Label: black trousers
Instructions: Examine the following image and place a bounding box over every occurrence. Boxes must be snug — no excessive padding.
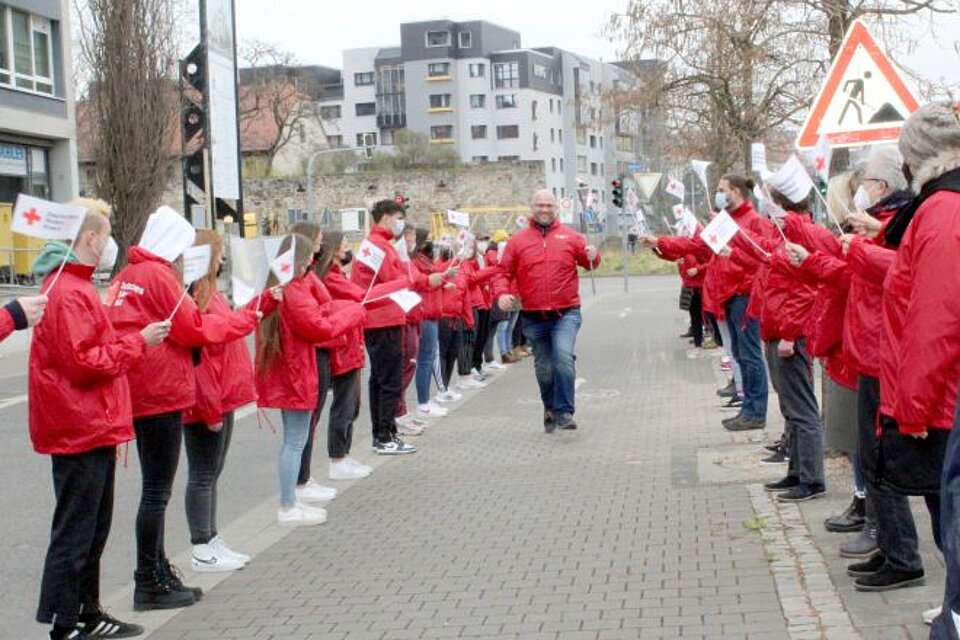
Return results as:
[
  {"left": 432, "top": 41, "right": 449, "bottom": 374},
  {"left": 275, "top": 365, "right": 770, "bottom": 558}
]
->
[
  {"left": 365, "top": 327, "right": 403, "bottom": 444},
  {"left": 183, "top": 412, "right": 234, "bottom": 545},
  {"left": 438, "top": 317, "right": 463, "bottom": 389},
  {"left": 299, "top": 349, "right": 331, "bottom": 485},
  {"left": 471, "top": 308, "right": 492, "bottom": 370},
  {"left": 134, "top": 411, "right": 182, "bottom": 574},
  {"left": 328, "top": 368, "right": 361, "bottom": 458},
  {"left": 459, "top": 320, "right": 476, "bottom": 377},
  {"left": 688, "top": 288, "right": 703, "bottom": 348},
  {"left": 705, "top": 312, "right": 722, "bottom": 347},
  {"left": 37, "top": 447, "right": 117, "bottom": 628}
]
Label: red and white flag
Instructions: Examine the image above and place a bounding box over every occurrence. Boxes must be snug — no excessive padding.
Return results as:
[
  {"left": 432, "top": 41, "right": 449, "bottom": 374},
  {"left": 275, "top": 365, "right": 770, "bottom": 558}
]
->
[
  {"left": 665, "top": 178, "right": 685, "bottom": 201},
  {"left": 356, "top": 238, "right": 385, "bottom": 273},
  {"left": 813, "top": 134, "right": 832, "bottom": 182},
  {"left": 270, "top": 244, "right": 295, "bottom": 286},
  {"left": 699, "top": 210, "right": 739, "bottom": 254},
  {"left": 12, "top": 194, "right": 86, "bottom": 241}
]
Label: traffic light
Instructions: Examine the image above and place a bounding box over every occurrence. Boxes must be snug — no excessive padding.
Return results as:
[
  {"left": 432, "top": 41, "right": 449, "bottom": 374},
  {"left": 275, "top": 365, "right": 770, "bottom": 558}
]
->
[{"left": 611, "top": 179, "right": 624, "bottom": 208}]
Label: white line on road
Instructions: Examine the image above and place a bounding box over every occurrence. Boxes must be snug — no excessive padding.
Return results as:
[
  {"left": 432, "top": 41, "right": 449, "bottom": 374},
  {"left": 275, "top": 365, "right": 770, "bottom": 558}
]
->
[{"left": 0, "top": 394, "right": 27, "bottom": 411}]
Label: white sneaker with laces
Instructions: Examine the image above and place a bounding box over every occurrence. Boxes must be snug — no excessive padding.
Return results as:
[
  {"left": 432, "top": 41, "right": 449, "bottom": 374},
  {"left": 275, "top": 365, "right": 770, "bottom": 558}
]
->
[
  {"left": 296, "top": 478, "right": 337, "bottom": 503},
  {"left": 458, "top": 378, "right": 487, "bottom": 390},
  {"left": 418, "top": 402, "right": 448, "bottom": 418},
  {"left": 277, "top": 503, "right": 326, "bottom": 526},
  {"left": 345, "top": 457, "right": 373, "bottom": 475},
  {"left": 191, "top": 542, "right": 245, "bottom": 572},
  {"left": 923, "top": 605, "right": 942, "bottom": 625},
  {"left": 396, "top": 421, "right": 424, "bottom": 436},
  {"left": 329, "top": 458, "right": 371, "bottom": 480},
  {"left": 210, "top": 535, "right": 250, "bottom": 564}
]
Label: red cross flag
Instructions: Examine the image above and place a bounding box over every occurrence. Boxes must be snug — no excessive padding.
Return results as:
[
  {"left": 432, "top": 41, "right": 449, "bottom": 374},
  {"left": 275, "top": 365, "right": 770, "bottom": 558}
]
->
[
  {"left": 270, "top": 244, "right": 296, "bottom": 286},
  {"left": 699, "top": 209, "right": 739, "bottom": 254},
  {"left": 356, "top": 238, "right": 385, "bottom": 273},
  {"left": 665, "top": 178, "right": 685, "bottom": 201},
  {"left": 12, "top": 194, "right": 87, "bottom": 241},
  {"left": 813, "top": 134, "right": 832, "bottom": 182}
]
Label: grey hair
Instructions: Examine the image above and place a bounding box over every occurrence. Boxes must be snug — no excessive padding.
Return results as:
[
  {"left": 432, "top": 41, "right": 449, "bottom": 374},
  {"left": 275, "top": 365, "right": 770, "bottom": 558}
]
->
[
  {"left": 865, "top": 145, "right": 908, "bottom": 192},
  {"left": 899, "top": 101, "right": 960, "bottom": 189}
]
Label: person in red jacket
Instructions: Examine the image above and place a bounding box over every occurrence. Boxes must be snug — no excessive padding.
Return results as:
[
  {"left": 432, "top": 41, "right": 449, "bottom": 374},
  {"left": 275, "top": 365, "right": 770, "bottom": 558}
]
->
[
  {"left": 351, "top": 200, "right": 443, "bottom": 454},
  {"left": 435, "top": 245, "right": 469, "bottom": 402},
  {"left": 0, "top": 294, "right": 46, "bottom": 341},
  {"left": 492, "top": 189, "right": 600, "bottom": 432},
  {"left": 395, "top": 225, "right": 427, "bottom": 435},
  {"left": 256, "top": 234, "right": 366, "bottom": 525},
  {"left": 30, "top": 201, "right": 169, "bottom": 640},
  {"left": 107, "top": 206, "right": 260, "bottom": 611},
  {"left": 410, "top": 227, "right": 453, "bottom": 419},
  {"left": 678, "top": 247, "right": 707, "bottom": 358},
  {"left": 182, "top": 229, "right": 278, "bottom": 574}
]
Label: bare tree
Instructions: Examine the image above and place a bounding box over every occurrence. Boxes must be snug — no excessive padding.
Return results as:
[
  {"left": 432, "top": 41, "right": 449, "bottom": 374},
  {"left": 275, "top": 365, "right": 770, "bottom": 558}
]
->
[{"left": 76, "top": 0, "right": 177, "bottom": 260}]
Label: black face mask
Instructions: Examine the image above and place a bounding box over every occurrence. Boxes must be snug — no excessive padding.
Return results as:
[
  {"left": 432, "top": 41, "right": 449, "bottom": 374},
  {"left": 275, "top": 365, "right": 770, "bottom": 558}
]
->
[
  {"left": 341, "top": 250, "right": 353, "bottom": 266},
  {"left": 312, "top": 250, "right": 322, "bottom": 265},
  {"left": 422, "top": 241, "right": 434, "bottom": 258}
]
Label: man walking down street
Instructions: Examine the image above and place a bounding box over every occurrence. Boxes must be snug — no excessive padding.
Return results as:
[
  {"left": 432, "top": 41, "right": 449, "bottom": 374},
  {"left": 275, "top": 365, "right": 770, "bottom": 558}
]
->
[{"left": 493, "top": 189, "right": 600, "bottom": 432}]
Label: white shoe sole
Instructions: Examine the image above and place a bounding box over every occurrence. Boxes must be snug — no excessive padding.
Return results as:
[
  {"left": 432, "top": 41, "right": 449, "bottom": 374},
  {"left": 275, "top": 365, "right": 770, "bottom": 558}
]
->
[
  {"left": 277, "top": 516, "right": 326, "bottom": 526},
  {"left": 328, "top": 470, "right": 371, "bottom": 480},
  {"left": 191, "top": 559, "right": 245, "bottom": 573}
]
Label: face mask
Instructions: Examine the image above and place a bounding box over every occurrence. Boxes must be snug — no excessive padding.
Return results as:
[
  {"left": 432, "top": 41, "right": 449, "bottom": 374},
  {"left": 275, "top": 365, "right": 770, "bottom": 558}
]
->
[
  {"left": 392, "top": 219, "right": 406, "bottom": 237},
  {"left": 341, "top": 250, "right": 353, "bottom": 266},
  {"left": 477, "top": 241, "right": 490, "bottom": 253},
  {"left": 497, "top": 241, "right": 506, "bottom": 252},
  {"left": 422, "top": 241, "right": 434, "bottom": 258},
  {"left": 98, "top": 236, "right": 118, "bottom": 270},
  {"left": 714, "top": 191, "right": 729, "bottom": 210},
  {"left": 853, "top": 185, "right": 872, "bottom": 212}
]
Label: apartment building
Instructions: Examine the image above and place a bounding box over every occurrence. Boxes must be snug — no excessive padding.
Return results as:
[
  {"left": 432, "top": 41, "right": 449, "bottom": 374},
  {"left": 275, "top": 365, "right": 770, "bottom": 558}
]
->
[{"left": 315, "top": 20, "right": 648, "bottom": 222}]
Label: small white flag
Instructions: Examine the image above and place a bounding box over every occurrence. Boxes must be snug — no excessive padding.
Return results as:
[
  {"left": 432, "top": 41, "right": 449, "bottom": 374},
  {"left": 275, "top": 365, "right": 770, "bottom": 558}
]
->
[
  {"left": 356, "top": 238, "right": 385, "bottom": 273},
  {"left": 231, "top": 276, "right": 258, "bottom": 307},
  {"left": 700, "top": 209, "right": 740, "bottom": 254},
  {"left": 515, "top": 216, "right": 527, "bottom": 229},
  {"left": 388, "top": 289, "right": 422, "bottom": 313},
  {"left": 665, "top": 178, "right": 685, "bottom": 201},
  {"left": 12, "top": 194, "right": 87, "bottom": 241},
  {"left": 182, "top": 244, "right": 211, "bottom": 285},
  {"left": 271, "top": 244, "right": 295, "bottom": 286},
  {"left": 672, "top": 204, "right": 685, "bottom": 220},
  {"left": 767, "top": 155, "right": 815, "bottom": 203},
  {"left": 447, "top": 209, "right": 471, "bottom": 228},
  {"left": 691, "top": 160, "right": 711, "bottom": 191},
  {"left": 678, "top": 209, "right": 699, "bottom": 238},
  {"left": 751, "top": 143, "right": 768, "bottom": 174},
  {"left": 626, "top": 187, "right": 640, "bottom": 212},
  {"left": 813, "top": 134, "right": 831, "bottom": 183}
]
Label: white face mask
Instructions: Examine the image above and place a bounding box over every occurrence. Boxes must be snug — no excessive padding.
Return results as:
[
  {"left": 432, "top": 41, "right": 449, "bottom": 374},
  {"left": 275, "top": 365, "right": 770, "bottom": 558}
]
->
[
  {"left": 392, "top": 219, "right": 406, "bottom": 238},
  {"left": 853, "top": 185, "right": 872, "bottom": 212},
  {"left": 477, "top": 241, "right": 489, "bottom": 253},
  {"left": 98, "top": 236, "right": 119, "bottom": 270}
]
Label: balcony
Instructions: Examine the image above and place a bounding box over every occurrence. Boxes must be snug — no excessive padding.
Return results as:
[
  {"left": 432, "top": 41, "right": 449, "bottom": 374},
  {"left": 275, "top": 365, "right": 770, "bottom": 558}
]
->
[{"left": 377, "top": 113, "right": 407, "bottom": 129}]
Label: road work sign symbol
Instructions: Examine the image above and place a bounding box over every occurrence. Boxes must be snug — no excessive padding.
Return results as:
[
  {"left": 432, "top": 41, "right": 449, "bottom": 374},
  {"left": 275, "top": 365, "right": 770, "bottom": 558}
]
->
[{"left": 796, "top": 20, "right": 919, "bottom": 149}]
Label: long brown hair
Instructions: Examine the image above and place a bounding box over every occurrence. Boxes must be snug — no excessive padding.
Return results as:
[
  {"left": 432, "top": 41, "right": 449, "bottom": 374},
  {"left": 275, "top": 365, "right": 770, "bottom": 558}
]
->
[
  {"left": 190, "top": 229, "right": 223, "bottom": 312},
  {"left": 290, "top": 221, "right": 321, "bottom": 245},
  {"left": 720, "top": 173, "right": 756, "bottom": 201},
  {"left": 256, "top": 233, "right": 314, "bottom": 372},
  {"left": 314, "top": 230, "right": 343, "bottom": 277}
]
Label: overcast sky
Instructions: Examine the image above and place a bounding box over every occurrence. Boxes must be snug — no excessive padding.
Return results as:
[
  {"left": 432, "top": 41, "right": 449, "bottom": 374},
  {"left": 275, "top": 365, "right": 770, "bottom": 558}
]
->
[{"left": 226, "top": 1, "right": 960, "bottom": 96}]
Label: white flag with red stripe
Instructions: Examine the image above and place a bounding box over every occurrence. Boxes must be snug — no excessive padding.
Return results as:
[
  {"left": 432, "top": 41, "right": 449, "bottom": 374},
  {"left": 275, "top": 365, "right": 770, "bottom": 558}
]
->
[
  {"left": 813, "top": 134, "right": 832, "bottom": 182},
  {"left": 12, "top": 194, "right": 86, "bottom": 241},
  {"left": 271, "top": 244, "right": 295, "bottom": 286},
  {"left": 356, "top": 238, "right": 385, "bottom": 273}
]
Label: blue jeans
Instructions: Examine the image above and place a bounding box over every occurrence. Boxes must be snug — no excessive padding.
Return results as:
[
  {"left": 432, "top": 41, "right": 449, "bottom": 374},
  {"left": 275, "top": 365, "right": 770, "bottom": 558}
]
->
[
  {"left": 496, "top": 310, "right": 520, "bottom": 356},
  {"left": 725, "top": 295, "right": 768, "bottom": 421},
  {"left": 933, "top": 388, "right": 960, "bottom": 638},
  {"left": 278, "top": 410, "right": 311, "bottom": 508},
  {"left": 416, "top": 320, "right": 439, "bottom": 405},
  {"left": 522, "top": 309, "right": 582, "bottom": 416},
  {"left": 718, "top": 317, "right": 743, "bottom": 394}
]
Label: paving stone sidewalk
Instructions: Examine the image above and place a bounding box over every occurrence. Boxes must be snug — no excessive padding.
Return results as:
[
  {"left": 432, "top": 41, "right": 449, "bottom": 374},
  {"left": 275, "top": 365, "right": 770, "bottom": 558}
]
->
[{"left": 135, "top": 276, "right": 938, "bottom": 639}]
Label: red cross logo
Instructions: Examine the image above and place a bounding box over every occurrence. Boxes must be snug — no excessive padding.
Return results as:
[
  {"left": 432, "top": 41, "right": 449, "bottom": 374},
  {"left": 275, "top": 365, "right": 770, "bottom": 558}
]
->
[
  {"left": 815, "top": 156, "right": 826, "bottom": 172},
  {"left": 362, "top": 247, "right": 371, "bottom": 257},
  {"left": 280, "top": 262, "right": 291, "bottom": 274},
  {"left": 709, "top": 234, "right": 719, "bottom": 245},
  {"left": 22, "top": 208, "right": 41, "bottom": 226}
]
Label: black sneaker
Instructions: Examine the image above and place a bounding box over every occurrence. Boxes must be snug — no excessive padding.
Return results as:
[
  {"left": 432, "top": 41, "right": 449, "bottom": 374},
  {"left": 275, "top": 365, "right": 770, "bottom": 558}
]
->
[
  {"left": 777, "top": 483, "right": 826, "bottom": 502},
  {"left": 133, "top": 569, "right": 195, "bottom": 612},
  {"left": 721, "top": 396, "right": 742, "bottom": 410},
  {"left": 760, "top": 449, "right": 788, "bottom": 464},
  {"left": 717, "top": 381, "right": 737, "bottom": 398},
  {"left": 543, "top": 410, "right": 556, "bottom": 433},
  {"left": 157, "top": 559, "right": 202, "bottom": 600},
  {"left": 854, "top": 565, "right": 925, "bottom": 592},
  {"left": 764, "top": 438, "right": 784, "bottom": 453},
  {"left": 721, "top": 413, "right": 743, "bottom": 427},
  {"left": 725, "top": 417, "right": 766, "bottom": 431},
  {"left": 81, "top": 609, "right": 144, "bottom": 638},
  {"left": 51, "top": 627, "right": 90, "bottom": 640},
  {"left": 764, "top": 475, "right": 800, "bottom": 491},
  {"left": 846, "top": 553, "right": 887, "bottom": 578},
  {"left": 373, "top": 437, "right": 417, "bottom": 455},
  {"left": 825, "top": 496, "right": 866, "bottom": 533},
  {"left": 680, "top": 330, "right": 693, "bottom": 338},
  {"left": 556, "top": 413, "right": 577, "bottom": 430}
]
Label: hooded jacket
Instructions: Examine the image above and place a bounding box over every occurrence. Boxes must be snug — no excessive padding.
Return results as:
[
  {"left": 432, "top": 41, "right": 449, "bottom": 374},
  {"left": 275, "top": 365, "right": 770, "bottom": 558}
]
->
[{"left": 351, "top": 225, "right": 427, "bottom": 330}]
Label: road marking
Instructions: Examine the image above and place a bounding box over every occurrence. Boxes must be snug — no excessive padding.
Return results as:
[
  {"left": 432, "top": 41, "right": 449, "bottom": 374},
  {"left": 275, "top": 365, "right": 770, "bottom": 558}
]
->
[
  {"left": 235, "top": 403, "right": 257, "bottom": 420},
  {"left": 0, "top": 394, "right": 27, "bottom": 411}
]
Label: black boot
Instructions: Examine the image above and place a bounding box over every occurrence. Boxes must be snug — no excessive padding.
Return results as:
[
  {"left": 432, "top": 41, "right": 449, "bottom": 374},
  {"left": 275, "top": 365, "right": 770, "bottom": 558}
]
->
[
  {"left": 824, "top": 495, "right": 866, "bottom": 533},
  {"left": 157, "top": 558, "right": 203, "bottom": 601},
  {"left": 133, "top": 567, "right": 195, "bottom": 611}
]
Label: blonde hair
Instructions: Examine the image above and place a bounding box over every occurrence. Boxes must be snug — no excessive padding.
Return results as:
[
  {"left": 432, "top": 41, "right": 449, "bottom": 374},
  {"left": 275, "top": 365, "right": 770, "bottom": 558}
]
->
[
  {"left": 825, "top": 166, "right": 863, "bottom": 226},
  {"left": 71, "top": 197, "right": 112, "bottom": 234}
]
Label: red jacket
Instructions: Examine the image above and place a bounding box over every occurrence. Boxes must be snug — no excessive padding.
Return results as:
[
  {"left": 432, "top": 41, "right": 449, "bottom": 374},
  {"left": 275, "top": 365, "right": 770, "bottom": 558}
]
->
[
  {"left": 655, "top": 235, "right": 742, "bottom": 313},
  {"left": 462, "top": 258, "right": 499, "bottom": 310},
  {"left": 412, "top": 254, "right": 443, "bottom": 321},
  {"left": 0, "top": 305, "right": 17, "bottom": 342},
  {"left": 107, "top": 247, "right": 259, "bottom": 418},
  {"left": 30, "top": 263, "right": 146, "bottom": 454},
  {"left": 256, "top": 273, "right": 365, "bottom": 410},
  {"left": 492, "top": 218, "right": 600, "bottom": 311},
  {"left": 880, "top": 190, "right": 960, "bottom": 434},
  {"left": 351, "top": 226, "right": 429, "bottom": 330},
  {"left": 679, "top": 254, "right": 706, "bottom": 288}
]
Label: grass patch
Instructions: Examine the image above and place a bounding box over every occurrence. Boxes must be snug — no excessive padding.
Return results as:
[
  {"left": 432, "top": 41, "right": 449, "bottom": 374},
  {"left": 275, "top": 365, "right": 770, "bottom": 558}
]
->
[
  {"left": 580, "top": 247, "right": 679, "bottom": 278},
  {"left": 742, "top": 516, "right": 769, "bottom": 531}
]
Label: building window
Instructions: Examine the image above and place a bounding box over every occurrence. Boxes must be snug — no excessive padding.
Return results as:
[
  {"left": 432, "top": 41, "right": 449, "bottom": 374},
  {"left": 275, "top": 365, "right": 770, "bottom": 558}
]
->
[
  {"left": 550, "top": 128, "right": 555, "bottom": 143},
  {"left": 355, "top": 102, "right": 376, "bottom": 116},
  {"left": 356, "top": 132, "right": 378, "bottom": 147},
  {"left": 430, "top": 125, "right": 453, "bottom": 140},
  {"left": 472, "top": 155, "right": 488, "bottom": 163},
  {"left": 495, "top": 94, "right": 517, "bottom": 109},
  {"left": 600, "top": 163, "right": 605, "bottom": 175},
  {"left": 469, "top": 94, "right": 485, "bottom": 108},
  {"left": 558, "top": 129, "right": 563, "bottom": 143},
  {"left": 589, "top": 135, "right": 597, "bottom": 148},
  {"left": 429, "top": 94, "right": 452, "bottom": 109},
  {"left": 353, "top": 71, "right": 374, "bottom": 86},
  {"left": 377, "top": 64, "right": 406, "bottom": 129},
  {"left": 532, "top": 133, "right": 539, "bottom": 151},
  {"left": 559, "top": 158, "right": 564, "bottom": 171},
  {"left": 577, "top": 155, "right": 587, "bottom": 172},
  {"left": 551, "top": 158, "right": 557, "bottom": 172},
  {"left": 549, "top": 99, "right": 554, "bottom": 113},
  {"left": 531, "top": 100, "right": 538, "bottom": 120},
  {"left": 471, "top": 125, "right": 487, "bottom": 140},
  {"left": 498, "top": 155, "right": 520, "bottom": 162},
  {"left": 1, "top": 8, "right": 54, "bottom": 95},
  {"left": 468, "top": 63, "right": 485, "bottom": 78},
  {"left": 381, "top": 129, "right": 395, "bottom": 145},
  {"left": 599, "top": 136, "right": 604, "bottom": 149},
  {"left": 298, "top": 123, "right": 306, "bottom": 143},
  {"left": 326, "top": 135, "right": 343, "bottom": 148},
  {"left": 533, "top": 64, "right": 548, "bottom": 79},
  {"left": 426, "top": 30, "right": 451, "bottom": 47},
  {"left": 319, "top": 105, "right": 342, "bottom": 119},
  {"left": 496, "top": 125, "right": 519, "bottom": 139},
  {"left": 493, "top": 62, "right": 519, "bottom": 89},
  {"left": 428, "top": 62, "right": 451, "bottom": 78},
  {"left": 459, "top": 31, "right": 472, "bottom": 48},
  {"left": 576, "top": 128, "right": 587, "bottom": 145},
  {"left": 561, "top": 187, "right": 565, "bottom": 197},
  {"left": 552, "top": 187, "right": 557, "bottom": 196},
  {"left": 590, "top": 162, "right": 598, "bottom": 175},
  {"left": 558, "top": 101, "right": 562, "bottom": 115}
]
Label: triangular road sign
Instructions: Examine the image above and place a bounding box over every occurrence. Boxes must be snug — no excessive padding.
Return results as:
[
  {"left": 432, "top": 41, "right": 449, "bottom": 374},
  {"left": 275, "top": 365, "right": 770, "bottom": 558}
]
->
[
  {"left": 796, "top": 19, "right": 919, "bottom": 150},
  {"left": 632, "top": 173, "right": 662, "bottom": 200}
]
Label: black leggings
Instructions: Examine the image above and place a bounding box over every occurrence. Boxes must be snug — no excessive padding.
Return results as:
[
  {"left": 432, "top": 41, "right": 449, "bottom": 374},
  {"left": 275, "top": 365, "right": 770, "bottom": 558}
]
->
[
  {"left": 438, "top": 317, "right": 463, "bottom": 389},
  {"left": 471, "top": 308, "right": 492, "bottom": 371},
  {"left": 299, "top": 349, "right": 331, "bottom": 485},
  {"left": 183, "top": 412, "right": 234, "bottom": 545},
  {"left": 705, "top": 312, "right": 722, "bottom": 347},
  {"left": 134, "top": 411, "right": 183, "bottom": 574},
  {"left": 328, "top": 369, "right": 361, "bottom": 458},
  {"left": 688, "top": 288, "right": 704, "bottom": 348}
]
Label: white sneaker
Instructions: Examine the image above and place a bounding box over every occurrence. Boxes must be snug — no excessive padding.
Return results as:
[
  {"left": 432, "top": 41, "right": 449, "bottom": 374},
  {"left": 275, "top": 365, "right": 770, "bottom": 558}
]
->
[
  {"left": 396, "top": 421, "right": 424, "bottom": 436},
  {"left": 484, "top": 361, "right": 505, "bottom": 371},
  {"left": 329, "top": 458, "right": 371, "bottom": 480},
  {"left": 435, "top": 390, "right": 462, "bottom": 403},
  {"left": 457, "top": 378, "right": 487, "bottom": 390},
  {"left": 210, "top": 535, "right": 250, "bottom": 564},
  {"left": 345, "top": 457, "right": 373, "bottom": 475},
  {"left": 277, "top": 503, "right": 326, "bottom": 526},
  {"left": 686, "top": 348, "right": 703, "bottom": 359},
  {"left": 373, "top": 438, "right": 418, "bottom": 455},
  {"left": 397, "top": 413, "right": 428, "bottom": 429},
  {"left": 191, "top": 542, "right": 245, "bottom": 572},
  {"left": 923, "top": 605, "right": 942, "bottom": 625},
  {"left": 296, "top": 478, "right": 337, "bottom": 503},
  {"left": 418, "top": 403, "right": 448, "bottom": 418},
  {"left": 471, "top": 368, "right": 488, "bottom": 381}
]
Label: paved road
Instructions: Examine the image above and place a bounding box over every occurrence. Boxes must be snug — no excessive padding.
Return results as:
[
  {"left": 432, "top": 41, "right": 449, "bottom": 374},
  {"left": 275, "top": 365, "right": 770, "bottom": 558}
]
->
[{"left": 0, "top": 275, "right": 943, "bottom": 639}]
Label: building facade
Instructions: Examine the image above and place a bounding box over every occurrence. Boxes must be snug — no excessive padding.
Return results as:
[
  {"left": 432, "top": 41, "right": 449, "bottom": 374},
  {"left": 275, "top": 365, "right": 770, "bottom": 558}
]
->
[
  {"left": 314, "top": 20, "right": 650, "bottom": 225},
  {"left": 0, "top": 0, "right": 77, "bottom": 206}
]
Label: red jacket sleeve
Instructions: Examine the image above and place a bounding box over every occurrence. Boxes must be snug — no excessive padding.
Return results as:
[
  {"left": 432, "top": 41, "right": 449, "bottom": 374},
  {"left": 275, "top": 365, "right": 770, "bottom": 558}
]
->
[
  {"left": 655, "top": 236, "right": 711, "bottom": 262},
  {"left": 0, "top": 308, "right": 14, "bottom": 343},
  {"left": 794, "top": 251, "right": 848, "bottom": 287},
  {"left": 848, "top": 237, "right": 896, "bottom": 286},
  {"left": 573, "top": 234, "right": 601, "bottom": 270},
  {"left": 283, "top": 283, "right": 365, "bottom": 344},
  {"left": 56, "top": 295, "right": 147, "bottom": 385},
  {"left": 491, "top": 242, "right": 518, "bottom": 300}
]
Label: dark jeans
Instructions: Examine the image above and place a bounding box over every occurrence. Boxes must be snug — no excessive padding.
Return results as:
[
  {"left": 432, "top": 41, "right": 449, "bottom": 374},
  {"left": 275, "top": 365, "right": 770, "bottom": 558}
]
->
[
  {"left": 416, "top": 320, "right": 439, "bottom": 405},
  {"left": 459, "top": 321, "right": 475, "bottom": 377},
  {"left": 522, "top": 308, "right": 582, "bottom": 416},
  {"left": 183, "top": 412, "right": 234, "bottom": 545},
  {"left": 328, "top": 369, "right": 361, "bottom": 458},
  {"left": 705, "top": 312, "right": 722, "bottom": 347},
  {"left": 299, "top": 349, "right": 331, "bottom": 485},
  {"left": 935, "top": 386, "right": 960, "bottom": 632},
  {"left": 471, "top": 308, "right": 492, "bottom": 370},
  {"left": 776, "top": 338, "right": 824, "bottom": 486},
  {"left": 688, "top": 288, "right": 703, "bottom": 348},
  {"left": 396, "top": 324, "right": 420, "bottom": 418},
  {"left": 37, "top": 447, "right": 116, "bottom": 628},
  {"left": 725, "top": 295, "right": 768, "bottom": 421},
  {"left": 365, "top": 326, "right": 403, "bottom": 444},
  {"left": 134, "top": 411, "right": 182, "bottom": 574},
  {"left": 438, "top": 318, "right": 462, "bottom": 389}
]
